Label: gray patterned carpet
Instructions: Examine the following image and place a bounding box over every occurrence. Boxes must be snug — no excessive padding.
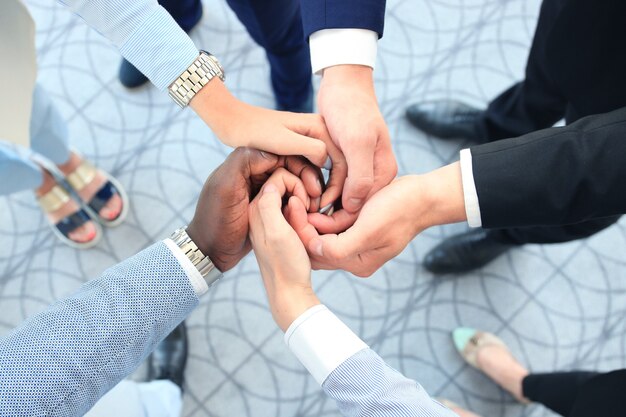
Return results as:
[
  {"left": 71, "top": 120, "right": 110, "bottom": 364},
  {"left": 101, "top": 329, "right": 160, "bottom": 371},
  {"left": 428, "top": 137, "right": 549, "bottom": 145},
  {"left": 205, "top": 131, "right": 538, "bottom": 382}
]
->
[{"left": 2, "top": 0, "right": 626, "bottom": 416}]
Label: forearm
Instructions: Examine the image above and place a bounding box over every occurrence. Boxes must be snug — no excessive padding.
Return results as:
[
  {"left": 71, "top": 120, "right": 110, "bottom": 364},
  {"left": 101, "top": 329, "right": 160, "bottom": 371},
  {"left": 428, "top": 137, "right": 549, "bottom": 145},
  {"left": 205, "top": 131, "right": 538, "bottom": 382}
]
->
[
  {"left": 58, "top": 0, "right": 197, "bottom": 90},
  {"left": 0, "top": 241, "right": 205, "bottom": 416}
]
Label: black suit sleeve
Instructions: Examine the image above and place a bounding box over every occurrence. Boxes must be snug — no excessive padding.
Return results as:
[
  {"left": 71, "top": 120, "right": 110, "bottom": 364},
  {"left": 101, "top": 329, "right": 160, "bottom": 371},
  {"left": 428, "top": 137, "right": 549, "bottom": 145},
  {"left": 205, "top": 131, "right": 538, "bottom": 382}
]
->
[
  {"left": 300, "top": 0, "right": 387, "bottom": 39},
  {"left": 470, "top": 107, "right": 626, "bottom": 229}
]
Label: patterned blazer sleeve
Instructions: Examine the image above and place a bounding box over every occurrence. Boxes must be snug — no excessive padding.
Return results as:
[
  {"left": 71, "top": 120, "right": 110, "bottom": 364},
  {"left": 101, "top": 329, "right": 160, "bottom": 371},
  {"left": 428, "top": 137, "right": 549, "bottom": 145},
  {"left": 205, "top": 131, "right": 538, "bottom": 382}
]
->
[
  {"left": 300, "top": 0, "right": 387, "bottom": 38},
  {"left": 0, "top": 241, "right": 200, "bottom": 417},
  {"left": 322, "top": 348, "right": 456, "bottom": 417}
]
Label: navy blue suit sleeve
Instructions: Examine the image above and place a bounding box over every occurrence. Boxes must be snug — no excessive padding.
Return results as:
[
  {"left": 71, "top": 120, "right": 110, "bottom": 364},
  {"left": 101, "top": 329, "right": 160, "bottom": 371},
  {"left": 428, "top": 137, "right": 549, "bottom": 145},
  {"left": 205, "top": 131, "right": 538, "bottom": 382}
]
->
[{"left": 300, "top": 0, "right": 387, "bottom": 39}]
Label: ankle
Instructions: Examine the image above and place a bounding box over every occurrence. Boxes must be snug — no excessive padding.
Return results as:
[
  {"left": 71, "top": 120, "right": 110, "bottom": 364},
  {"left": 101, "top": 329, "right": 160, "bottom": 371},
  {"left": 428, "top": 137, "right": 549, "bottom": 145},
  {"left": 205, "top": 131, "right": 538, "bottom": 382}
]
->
[
  {"left": 56, "top": 152, "right": 82, "bottom": 175},
  {"left": 477, "top": 347, "right": 529, "bottom": 400},
  {"left": 509, "top": 367, "right": 530, "bottom": 401},
  {"left": 35, "top": 168, "right": 57, "bottom": 197}
]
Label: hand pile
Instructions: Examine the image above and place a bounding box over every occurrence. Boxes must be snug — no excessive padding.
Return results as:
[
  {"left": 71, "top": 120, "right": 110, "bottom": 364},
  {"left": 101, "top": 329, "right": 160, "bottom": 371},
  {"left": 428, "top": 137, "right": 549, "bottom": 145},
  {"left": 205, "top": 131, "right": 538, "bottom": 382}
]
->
[{"left": 187, "top": 65, "right": 467, "bottom": 331}]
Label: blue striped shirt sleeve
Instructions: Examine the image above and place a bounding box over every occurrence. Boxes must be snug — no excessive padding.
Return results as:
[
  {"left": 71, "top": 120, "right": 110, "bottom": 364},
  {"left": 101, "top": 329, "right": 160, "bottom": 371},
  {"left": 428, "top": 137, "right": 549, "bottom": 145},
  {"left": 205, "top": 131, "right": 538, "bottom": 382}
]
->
[
  {"left": 322, "top": 348, "right": 458, "bottom": 417},
  {"left": 58, "top": 0, "right": 198, "bottom": 90}
]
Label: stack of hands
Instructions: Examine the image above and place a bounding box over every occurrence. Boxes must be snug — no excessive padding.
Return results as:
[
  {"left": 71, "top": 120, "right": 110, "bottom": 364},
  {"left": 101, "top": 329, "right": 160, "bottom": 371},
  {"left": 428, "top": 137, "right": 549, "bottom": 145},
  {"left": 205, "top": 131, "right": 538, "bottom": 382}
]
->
[
  {"left": 184, "top": 65, "right": 467, "bottom": 331},
  {"left": 187, "top": 71, "right": 464, "bottom": 330}
]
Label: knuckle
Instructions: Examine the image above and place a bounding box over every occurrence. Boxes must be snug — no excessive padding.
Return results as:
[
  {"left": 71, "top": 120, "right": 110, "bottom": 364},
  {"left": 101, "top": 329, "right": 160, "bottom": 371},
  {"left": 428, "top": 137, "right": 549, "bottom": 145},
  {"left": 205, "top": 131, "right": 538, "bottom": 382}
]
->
[
  {"left": 348, "top": 177, "right": 374, "bottom": 196},
  {"left": 229, "top": 147, "right": 253, "bottom": 166}
]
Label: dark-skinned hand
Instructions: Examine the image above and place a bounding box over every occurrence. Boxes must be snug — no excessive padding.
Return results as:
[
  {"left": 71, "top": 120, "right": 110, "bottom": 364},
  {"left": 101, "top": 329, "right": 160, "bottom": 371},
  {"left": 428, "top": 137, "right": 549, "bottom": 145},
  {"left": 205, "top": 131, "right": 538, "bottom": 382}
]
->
[{"left": 186, "top": 147, "right": 324, "bottom": 272}]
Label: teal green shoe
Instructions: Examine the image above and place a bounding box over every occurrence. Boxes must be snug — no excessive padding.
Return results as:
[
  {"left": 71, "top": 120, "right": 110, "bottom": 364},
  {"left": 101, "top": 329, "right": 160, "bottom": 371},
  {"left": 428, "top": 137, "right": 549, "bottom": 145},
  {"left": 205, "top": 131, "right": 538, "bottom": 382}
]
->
[
  {"left": 451, "top": 327, "right": 507, "bottom": 369},
  {"left": 452, "top": 327, "right": 478, "bottom": 353}
]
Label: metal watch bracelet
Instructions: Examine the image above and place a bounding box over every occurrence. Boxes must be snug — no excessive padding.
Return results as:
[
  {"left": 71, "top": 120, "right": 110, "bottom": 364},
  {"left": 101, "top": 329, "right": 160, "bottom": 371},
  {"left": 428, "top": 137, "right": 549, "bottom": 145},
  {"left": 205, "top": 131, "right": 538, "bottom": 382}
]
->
[
  {"left": 168, "top": 50, "right": 225, "bottom": 108},
  {"left": 170, "top": 228, "right": 222, "bottom": 288}
]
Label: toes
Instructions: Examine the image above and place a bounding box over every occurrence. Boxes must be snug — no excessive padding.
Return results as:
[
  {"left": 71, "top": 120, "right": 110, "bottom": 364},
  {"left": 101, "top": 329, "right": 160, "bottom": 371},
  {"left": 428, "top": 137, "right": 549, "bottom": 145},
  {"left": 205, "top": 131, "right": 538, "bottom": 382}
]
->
[
  {"left": 68, "top": 222, "right": 97, "bottom": 243},
  {"left": 99, "top": 195, "right": 123, "bottom": 220}
]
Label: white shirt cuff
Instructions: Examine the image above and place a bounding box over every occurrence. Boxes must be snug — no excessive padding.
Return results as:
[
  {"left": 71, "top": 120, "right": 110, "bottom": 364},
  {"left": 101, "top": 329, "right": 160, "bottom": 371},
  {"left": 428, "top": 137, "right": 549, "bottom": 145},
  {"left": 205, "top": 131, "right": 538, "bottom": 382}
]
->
[
  {"left": 163, "top": 238, "right": 209, "bottom": 296},
  {"left": 460, "top": 149, "right": 482, "bottom": 228},
  {"left": 309, "top": 29, "right": 378, "bottom": 75},
  {"left": 285, "top": 305, "right": 368, "bottom": 385}
]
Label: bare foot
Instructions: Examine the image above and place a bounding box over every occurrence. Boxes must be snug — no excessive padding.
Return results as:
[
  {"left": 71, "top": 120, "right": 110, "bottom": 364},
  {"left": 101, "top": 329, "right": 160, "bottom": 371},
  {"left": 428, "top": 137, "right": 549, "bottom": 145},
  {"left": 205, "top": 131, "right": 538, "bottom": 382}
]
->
[
  {"left": 57, "top": 152, "right": 122, "bottom": 220},
  {"left": 475, "top": 343, "right": 530, "bottom": 403},
  {"left": 35, "top": 169, "right": 98, "bottom": 243}
]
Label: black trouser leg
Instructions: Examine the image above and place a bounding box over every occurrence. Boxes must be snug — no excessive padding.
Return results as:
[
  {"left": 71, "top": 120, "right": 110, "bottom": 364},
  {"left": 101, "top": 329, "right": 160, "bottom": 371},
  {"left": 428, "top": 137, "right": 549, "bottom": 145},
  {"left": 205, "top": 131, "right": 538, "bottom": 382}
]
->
[
  {"left": 522, "top": 371, "right": 599, "bottom": 417},
  {"left": 476, "top": 0, "right": 568, "bottom": 141}
]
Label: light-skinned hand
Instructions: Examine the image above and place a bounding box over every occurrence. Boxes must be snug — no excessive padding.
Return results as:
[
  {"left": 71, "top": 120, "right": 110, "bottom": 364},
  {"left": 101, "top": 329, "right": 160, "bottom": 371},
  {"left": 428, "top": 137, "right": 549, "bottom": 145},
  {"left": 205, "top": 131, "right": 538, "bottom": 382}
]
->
[
  {"left": 318, "top": 64, "right": 397, "bottom": 216},
  {"left": 288, "top": 163, "right": 468, "bottom": 277},
  {"left": 249, "top": 171, "right": 320, "bottom": 331},
  {"left": 190, "top": 80, "right": 347, "bottom": 209}
]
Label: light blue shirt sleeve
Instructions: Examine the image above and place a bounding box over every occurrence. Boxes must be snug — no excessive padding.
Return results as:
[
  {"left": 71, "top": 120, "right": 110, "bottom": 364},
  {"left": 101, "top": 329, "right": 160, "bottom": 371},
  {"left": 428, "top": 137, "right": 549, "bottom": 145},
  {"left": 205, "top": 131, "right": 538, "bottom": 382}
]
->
[
  {"left": 0, "top": 241, "right": 200, "bottom": 416},
  {"left": 286, "top": 306, "right": 458, "bottom": 417},
  {"left": 322, "top": 348, "right": 458, "bottom": 417},
  {"left": 58, "top": 0, "right": 199, "bottom": 90}
]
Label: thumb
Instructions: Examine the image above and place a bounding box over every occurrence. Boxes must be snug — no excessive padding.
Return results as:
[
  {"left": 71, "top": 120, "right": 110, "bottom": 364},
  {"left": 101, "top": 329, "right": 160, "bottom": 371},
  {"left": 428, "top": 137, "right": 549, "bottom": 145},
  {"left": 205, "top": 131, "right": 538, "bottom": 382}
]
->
[
  {"left": 307, "top": 219, "right": 369, "bottom": 262},
  {"left": 342, "top": 140, "right": 375, "bottom": 212}
]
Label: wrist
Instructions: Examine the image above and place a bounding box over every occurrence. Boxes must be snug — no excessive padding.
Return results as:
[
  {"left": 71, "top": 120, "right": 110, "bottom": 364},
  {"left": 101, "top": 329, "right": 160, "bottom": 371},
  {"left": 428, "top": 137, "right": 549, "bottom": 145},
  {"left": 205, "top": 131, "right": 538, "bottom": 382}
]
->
[
  {"left": 270, "top": 285, "right": 320, "bottom": 332},
  {"left": 320, "top": 64, "right": 375, "bottom": 93},
  {"left": 189, "top": 79, "right": 241, "bottom": 138},
  {"left": 185, "top": 222, "right": 214, "bottom": 261},
  {"left": 417, "top": 162, "right": 468, "bottom": 231}
]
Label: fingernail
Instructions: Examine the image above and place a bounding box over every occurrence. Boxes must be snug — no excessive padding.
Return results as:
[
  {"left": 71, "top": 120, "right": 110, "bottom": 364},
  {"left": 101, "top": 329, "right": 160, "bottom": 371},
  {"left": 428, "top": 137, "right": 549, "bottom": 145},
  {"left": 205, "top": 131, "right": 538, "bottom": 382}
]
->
[
  {"left": 264, "top": 183, "right": 278, "bottom": 193},
  {"left": 349, "top": 198, "right": 362, "bottom": 207},
  {"left": 319, "top": 203, "right": 333, "bottom": 214},
  {"left": 323, "top": 157, "right": 332, "bottom": 170},
  {"left": 311, "top": 239, "right": 323, "bottom": 256},
  {"left": 260, "top": 151, "right": 275, "bottom": 160}
]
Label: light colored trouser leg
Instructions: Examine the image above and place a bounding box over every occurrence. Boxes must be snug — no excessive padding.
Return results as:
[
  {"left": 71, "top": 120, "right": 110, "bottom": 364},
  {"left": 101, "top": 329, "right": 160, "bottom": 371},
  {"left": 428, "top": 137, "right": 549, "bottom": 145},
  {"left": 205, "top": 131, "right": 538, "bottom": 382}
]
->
[
  {"left": 29, "top": 83, "right": 70, "bottom": 165},
  {"left": 85, "top": 380, "right": 183, "bottom": 417},
  {"left": 0, "top": 143, "right": 42, "bottom": 195},
  {"left": 0, "top": 83, "right": 72, "bottom": 196}
]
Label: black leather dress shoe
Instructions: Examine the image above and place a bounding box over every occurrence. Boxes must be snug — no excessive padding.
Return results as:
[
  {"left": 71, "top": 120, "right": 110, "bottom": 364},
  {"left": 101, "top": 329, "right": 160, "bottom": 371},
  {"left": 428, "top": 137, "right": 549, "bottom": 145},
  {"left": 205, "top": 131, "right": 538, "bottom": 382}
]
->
[
  {"left": 423, "top": 229, "right": 516, "bottom": 274},
  {"left": 147, "top": 322, "right": 188, "bottom": 390},
  {"left": 405, "top": 100, "right": 484, "bottom": 142}
]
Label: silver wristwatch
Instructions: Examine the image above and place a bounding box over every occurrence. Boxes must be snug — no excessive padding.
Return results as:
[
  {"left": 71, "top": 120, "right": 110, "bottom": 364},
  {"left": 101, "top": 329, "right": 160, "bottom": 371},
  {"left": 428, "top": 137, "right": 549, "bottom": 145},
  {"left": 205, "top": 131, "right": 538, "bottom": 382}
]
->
[
  {"left": 170, "top": 227, "right": 222, "bottom": 288},
  {"left": 168, "top": 50, "right": 225, "bottom": 108}
]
